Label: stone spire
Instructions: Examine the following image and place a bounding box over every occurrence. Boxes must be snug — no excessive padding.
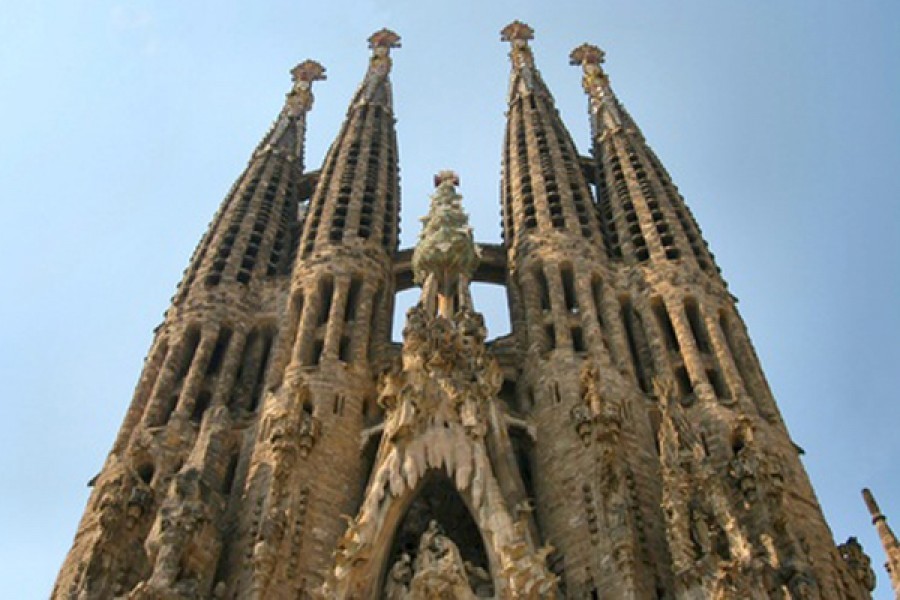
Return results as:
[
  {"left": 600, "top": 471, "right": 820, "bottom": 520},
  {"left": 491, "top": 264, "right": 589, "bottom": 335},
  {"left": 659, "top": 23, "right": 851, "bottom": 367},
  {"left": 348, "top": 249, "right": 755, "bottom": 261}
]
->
[
  {"left": 863, "top": 488, "right": 900, "bottom": 596},
  {"left": 173, "top": 60, "right": 325, "bottom": 300},
  {"left": 570, "top": 42, "right": 718, "bottom": 272},
  {"left": 354, "top": 27, "right": 401, "bottom": 109},
  {"left": 298, "top": 28, "right": 401, "bottom": 256},
  {"left": 499, "top": 21, "right": 600, "bottom": 247},
  {"left": 254, "top": 59, "right": 326, "bottom": 160}
]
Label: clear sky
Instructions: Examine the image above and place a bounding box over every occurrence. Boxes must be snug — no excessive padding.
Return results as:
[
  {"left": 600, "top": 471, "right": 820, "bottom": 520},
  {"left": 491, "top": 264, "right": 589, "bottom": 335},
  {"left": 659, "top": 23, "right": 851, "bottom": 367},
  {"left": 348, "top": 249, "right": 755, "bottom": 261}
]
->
[{"left": 1, "top": 1, "right": 898, "bottom": 597}]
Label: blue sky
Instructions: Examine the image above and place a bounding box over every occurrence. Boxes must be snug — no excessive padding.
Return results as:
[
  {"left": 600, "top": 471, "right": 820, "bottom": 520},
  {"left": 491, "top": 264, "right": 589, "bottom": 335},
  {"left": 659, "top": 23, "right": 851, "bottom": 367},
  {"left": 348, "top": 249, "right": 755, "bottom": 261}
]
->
[{"left": 1, "top": 1, "right": 898, "bottom": 597}]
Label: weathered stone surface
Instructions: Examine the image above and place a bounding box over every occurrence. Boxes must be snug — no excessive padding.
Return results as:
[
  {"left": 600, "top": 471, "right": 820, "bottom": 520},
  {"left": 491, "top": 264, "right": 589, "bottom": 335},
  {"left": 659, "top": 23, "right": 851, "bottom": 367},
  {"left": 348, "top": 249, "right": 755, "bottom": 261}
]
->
[{"left": 53, "top": 23, "right": 879, "bottom": 600}]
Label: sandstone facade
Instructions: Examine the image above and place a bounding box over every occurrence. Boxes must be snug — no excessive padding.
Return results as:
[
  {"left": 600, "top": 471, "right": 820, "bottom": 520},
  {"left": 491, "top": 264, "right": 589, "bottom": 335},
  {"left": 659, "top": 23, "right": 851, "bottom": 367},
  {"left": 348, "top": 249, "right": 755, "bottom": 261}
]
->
[{"left": 54, "top": 23, "right": 882, "bottom": 599}]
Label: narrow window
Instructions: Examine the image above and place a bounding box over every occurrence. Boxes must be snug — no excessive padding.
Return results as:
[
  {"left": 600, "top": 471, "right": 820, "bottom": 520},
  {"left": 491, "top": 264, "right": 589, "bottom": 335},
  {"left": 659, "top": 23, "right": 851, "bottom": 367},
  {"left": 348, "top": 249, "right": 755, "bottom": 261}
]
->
[
  {"left": 191, "top": 390, "right": 211, "bottom": 424},
  {"left": 535, "top": 267, "right": 551, "bottom": 311},
  {"left": 685, "top": 298, "right": 710, "bottom": 353},
  {"left": 707, "top": 369, "right": 727, "bottom": 399},
  {"left": 205, "top": 327, "right": 232, "bottom": 375},
  {"left": 311, "top": 339, "right": 325, "bottom": 367},
  {"left": 222, "top": 452, "right": 239, "bottom": 494},
  {"left": 338, "top": 335, "right": 352, "bottom": 363},
  {"left": 344, "top": 277, "right": 362, "bottom": 322},
  {"left": 249, "top": 330, "right": 273, "bottom": 412},
  {"left": 652, "top": 299, "right": 679, "bottom": 352},
  {"left": 318, "top": 276, "right": 334, "bottom": 326},
  {"left": 368, "top": 287, "right": 383, "bottom": 361},
  {"left": 591, "top": 276, "right": 605, "bottom": 329},
  {"left": 333, "top": 394, "right": 346, "bottom": 416},
  {"left": 620, "top": 298, "right": 651, "bottom": 393},
  {"left": 675, "top": 367, "right": 692, "bottom": 398},
  {"left": 544, "top": 324, "right": 556, "bottom": 351},
  {"left": 571, "top": 327, "right": 585, "bottom": 353},
  {"left": 560, "top": 264, "right": 577, "bottom": 313}
]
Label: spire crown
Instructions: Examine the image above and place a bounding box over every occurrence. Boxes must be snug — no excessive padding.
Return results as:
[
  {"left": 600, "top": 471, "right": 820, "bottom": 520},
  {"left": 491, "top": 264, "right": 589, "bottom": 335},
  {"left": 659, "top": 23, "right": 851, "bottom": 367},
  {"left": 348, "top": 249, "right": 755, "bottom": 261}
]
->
[
  {"left": 356, "top": 29, "right": 400, "bottom": 108},
  {"left": 501, "top": 20, "right": 535, "bottom": 70},
  {"left": 569, "top": 43, "right": 606, "bottom": 70},
  {"left": 368, "top": 28, "right": 401, "bottom": 52},
  {"left": 286, "top": 60, "right": 326, "bottom": 116}
]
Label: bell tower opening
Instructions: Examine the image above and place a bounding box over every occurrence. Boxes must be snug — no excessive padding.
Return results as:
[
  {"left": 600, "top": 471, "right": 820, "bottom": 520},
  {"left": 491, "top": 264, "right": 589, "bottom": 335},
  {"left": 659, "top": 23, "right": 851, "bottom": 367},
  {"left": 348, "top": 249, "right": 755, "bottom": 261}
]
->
[{"left": 382, "top": 473, "right": 494, "bottom": 597}]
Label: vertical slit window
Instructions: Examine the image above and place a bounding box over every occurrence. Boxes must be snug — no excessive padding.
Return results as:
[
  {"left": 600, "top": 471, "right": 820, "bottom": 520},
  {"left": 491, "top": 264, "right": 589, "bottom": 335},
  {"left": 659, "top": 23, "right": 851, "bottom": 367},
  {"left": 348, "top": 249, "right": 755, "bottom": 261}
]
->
[
  {"left": 675, "top": 366, "right": 692, "bottom": 399},
  {"left": 591, "top": 276, "right": 605, "bottom": 329},
  {"left": 571, "top": 327, "right": 585, "bottom": 353},
  {"left": 560, "top": 264, "right": 577, "bottom": 313},
  {"left": 685, "top": 298, "right": 710, "bottom": 353},
  {"left": 368, "top": 287, "right": 383, "bottom": 362},
  {"left": 620, "top": 298, "right": 651, "bottom": 393},
  {"left": 222, "top": 452, "right": 239, "bottom": 494},
  {"left": 318, "top": 276, "right": 334, "bottom": 326},
  {"left": 249, "top": 329, "right": 273, "bottom": 412},
  {"left": 191, "top": 390, "right": 211, "bottom": 424},
  {"left": 344, "top": 277, "right": 362, "bottom": 323},
  {"left": 651, "top": 299, "right": 679, "bottom": 352},
  {"left": 205, "top": 327, "right": 232, "bottom": 375},
  {"left": 544, "top": 324, "right": 556, "bottom": 351},
  {"left": 707, "top": 369, "right": 727, "bottom": 399},
  {"left": 535, "top": 267, "right": 551, "bottom": 312},
  {"left": 338, "top": 335, "right": 352, "bottom": 363}
]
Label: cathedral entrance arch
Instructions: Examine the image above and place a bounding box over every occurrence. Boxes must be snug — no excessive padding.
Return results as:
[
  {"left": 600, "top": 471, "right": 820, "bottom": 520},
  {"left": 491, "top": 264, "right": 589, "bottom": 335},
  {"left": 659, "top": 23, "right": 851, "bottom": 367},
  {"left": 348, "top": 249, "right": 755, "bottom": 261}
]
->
[{"left": 380, "top": 472, "right": 494, "bottom": 597}]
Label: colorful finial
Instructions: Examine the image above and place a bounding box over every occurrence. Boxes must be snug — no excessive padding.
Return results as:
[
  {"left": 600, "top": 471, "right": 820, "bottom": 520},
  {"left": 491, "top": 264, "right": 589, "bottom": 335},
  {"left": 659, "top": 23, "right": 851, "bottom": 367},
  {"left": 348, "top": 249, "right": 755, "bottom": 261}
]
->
[
  {"left": 570, "top": 42, "right": 620, "bottom": 127},
  {"left": 569, "top": 43, "right": 605, "bottom": 68},
  {"left": 368, "top": 28, "right": 401, "bottom": 52},
  {"left": 284, "top": 60, "right": 325, "bottom": 117},
  {"left": 291, "top": 59, "right": 327, "bottom": 84},
  {"left": 500, "top": 20, "right": 534, "bottom": 43}
]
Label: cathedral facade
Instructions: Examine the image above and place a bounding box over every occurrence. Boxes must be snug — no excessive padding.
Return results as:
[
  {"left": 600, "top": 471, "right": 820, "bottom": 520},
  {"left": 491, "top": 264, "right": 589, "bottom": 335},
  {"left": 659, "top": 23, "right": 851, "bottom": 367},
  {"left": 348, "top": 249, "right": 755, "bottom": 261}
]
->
[{"left": 54, "top": 23, "right": 882, "bottom": 599}]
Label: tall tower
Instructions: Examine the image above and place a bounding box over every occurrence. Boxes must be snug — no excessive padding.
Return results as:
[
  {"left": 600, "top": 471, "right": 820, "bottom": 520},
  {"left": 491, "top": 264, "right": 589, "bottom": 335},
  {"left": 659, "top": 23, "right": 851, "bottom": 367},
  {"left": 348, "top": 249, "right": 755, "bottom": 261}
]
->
[{"left": 55, "top": 23, "right": 879, "bottom": 599}]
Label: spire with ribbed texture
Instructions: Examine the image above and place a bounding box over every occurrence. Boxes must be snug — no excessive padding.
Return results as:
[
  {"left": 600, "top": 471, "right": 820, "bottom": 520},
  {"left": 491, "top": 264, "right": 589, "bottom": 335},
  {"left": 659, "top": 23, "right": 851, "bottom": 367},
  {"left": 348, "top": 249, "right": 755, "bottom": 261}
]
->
[
  {"left": 571, "top": 43, "right": 718, "bottom": 272},
  {"left": 299, "top": 29, "right": 401, "bottom": 256},
  {"left": 175, "top": 60, "right": 325, "bottom": 300},
  {"left": 500, "top": 21, "right": 600, "bottom": 247}
]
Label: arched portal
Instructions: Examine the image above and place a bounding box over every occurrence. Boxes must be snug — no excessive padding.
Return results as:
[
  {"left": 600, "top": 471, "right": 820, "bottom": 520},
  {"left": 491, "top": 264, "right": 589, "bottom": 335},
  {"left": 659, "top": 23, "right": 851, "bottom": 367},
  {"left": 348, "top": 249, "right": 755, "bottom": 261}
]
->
[{"left": 381, "top": 473, "right": 494, "bottom": 597}]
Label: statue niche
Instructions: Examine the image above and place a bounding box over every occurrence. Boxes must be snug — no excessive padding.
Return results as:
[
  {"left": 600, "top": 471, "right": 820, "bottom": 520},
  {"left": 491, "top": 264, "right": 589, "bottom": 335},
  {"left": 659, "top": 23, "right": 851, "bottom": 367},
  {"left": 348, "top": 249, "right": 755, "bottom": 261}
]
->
[{"left": 382, "top": 476, "right": 493, "bottom": 598}]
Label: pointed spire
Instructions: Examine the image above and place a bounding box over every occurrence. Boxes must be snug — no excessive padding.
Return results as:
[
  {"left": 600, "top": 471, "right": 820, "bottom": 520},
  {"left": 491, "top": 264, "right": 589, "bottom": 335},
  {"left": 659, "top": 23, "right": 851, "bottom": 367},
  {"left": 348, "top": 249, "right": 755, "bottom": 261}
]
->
[
  {"left": 256, "top": 59, "right": 326, "bottom": 159},
  {"left": 298, "top": 29, "right": 402, "bottom": 256},
  {"left": 570, "top": 43, "right": 622, "bottom": 131},
  {"left": 353, "top": 28, "right": 400, "bottom": 109},
  {"left": 501, "top": 20, "right": 549, "bottom": 101},
  {"left": 862, "top": 488, "right": 900, "bottom": 595}
]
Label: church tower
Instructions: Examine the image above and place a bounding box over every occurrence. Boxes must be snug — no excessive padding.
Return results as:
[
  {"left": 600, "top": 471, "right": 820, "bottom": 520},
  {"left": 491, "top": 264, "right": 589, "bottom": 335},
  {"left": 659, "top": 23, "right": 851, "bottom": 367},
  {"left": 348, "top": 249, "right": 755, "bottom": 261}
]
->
[{"left": 55, "top": 23, "right": 878, "bottom": 599}]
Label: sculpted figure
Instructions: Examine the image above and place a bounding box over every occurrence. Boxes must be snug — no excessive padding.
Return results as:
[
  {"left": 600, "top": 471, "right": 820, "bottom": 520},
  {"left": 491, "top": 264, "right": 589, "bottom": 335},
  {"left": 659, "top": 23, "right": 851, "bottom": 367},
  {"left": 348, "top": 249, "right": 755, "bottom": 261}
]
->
[
  {"left": 729, "top": 444, "right": 760, "bottom": 501},
  {"left": 144, "top": 468, "right": 209, "bottom": 589},
  {"left": 384, "top": 552, "right": 412, "bottom": 600},
  {"left": 297, "top": 408, "right": 321, "bottom": 457},
  {"left": 408, "top": 520, "right": 475, "bottom": 598}
]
